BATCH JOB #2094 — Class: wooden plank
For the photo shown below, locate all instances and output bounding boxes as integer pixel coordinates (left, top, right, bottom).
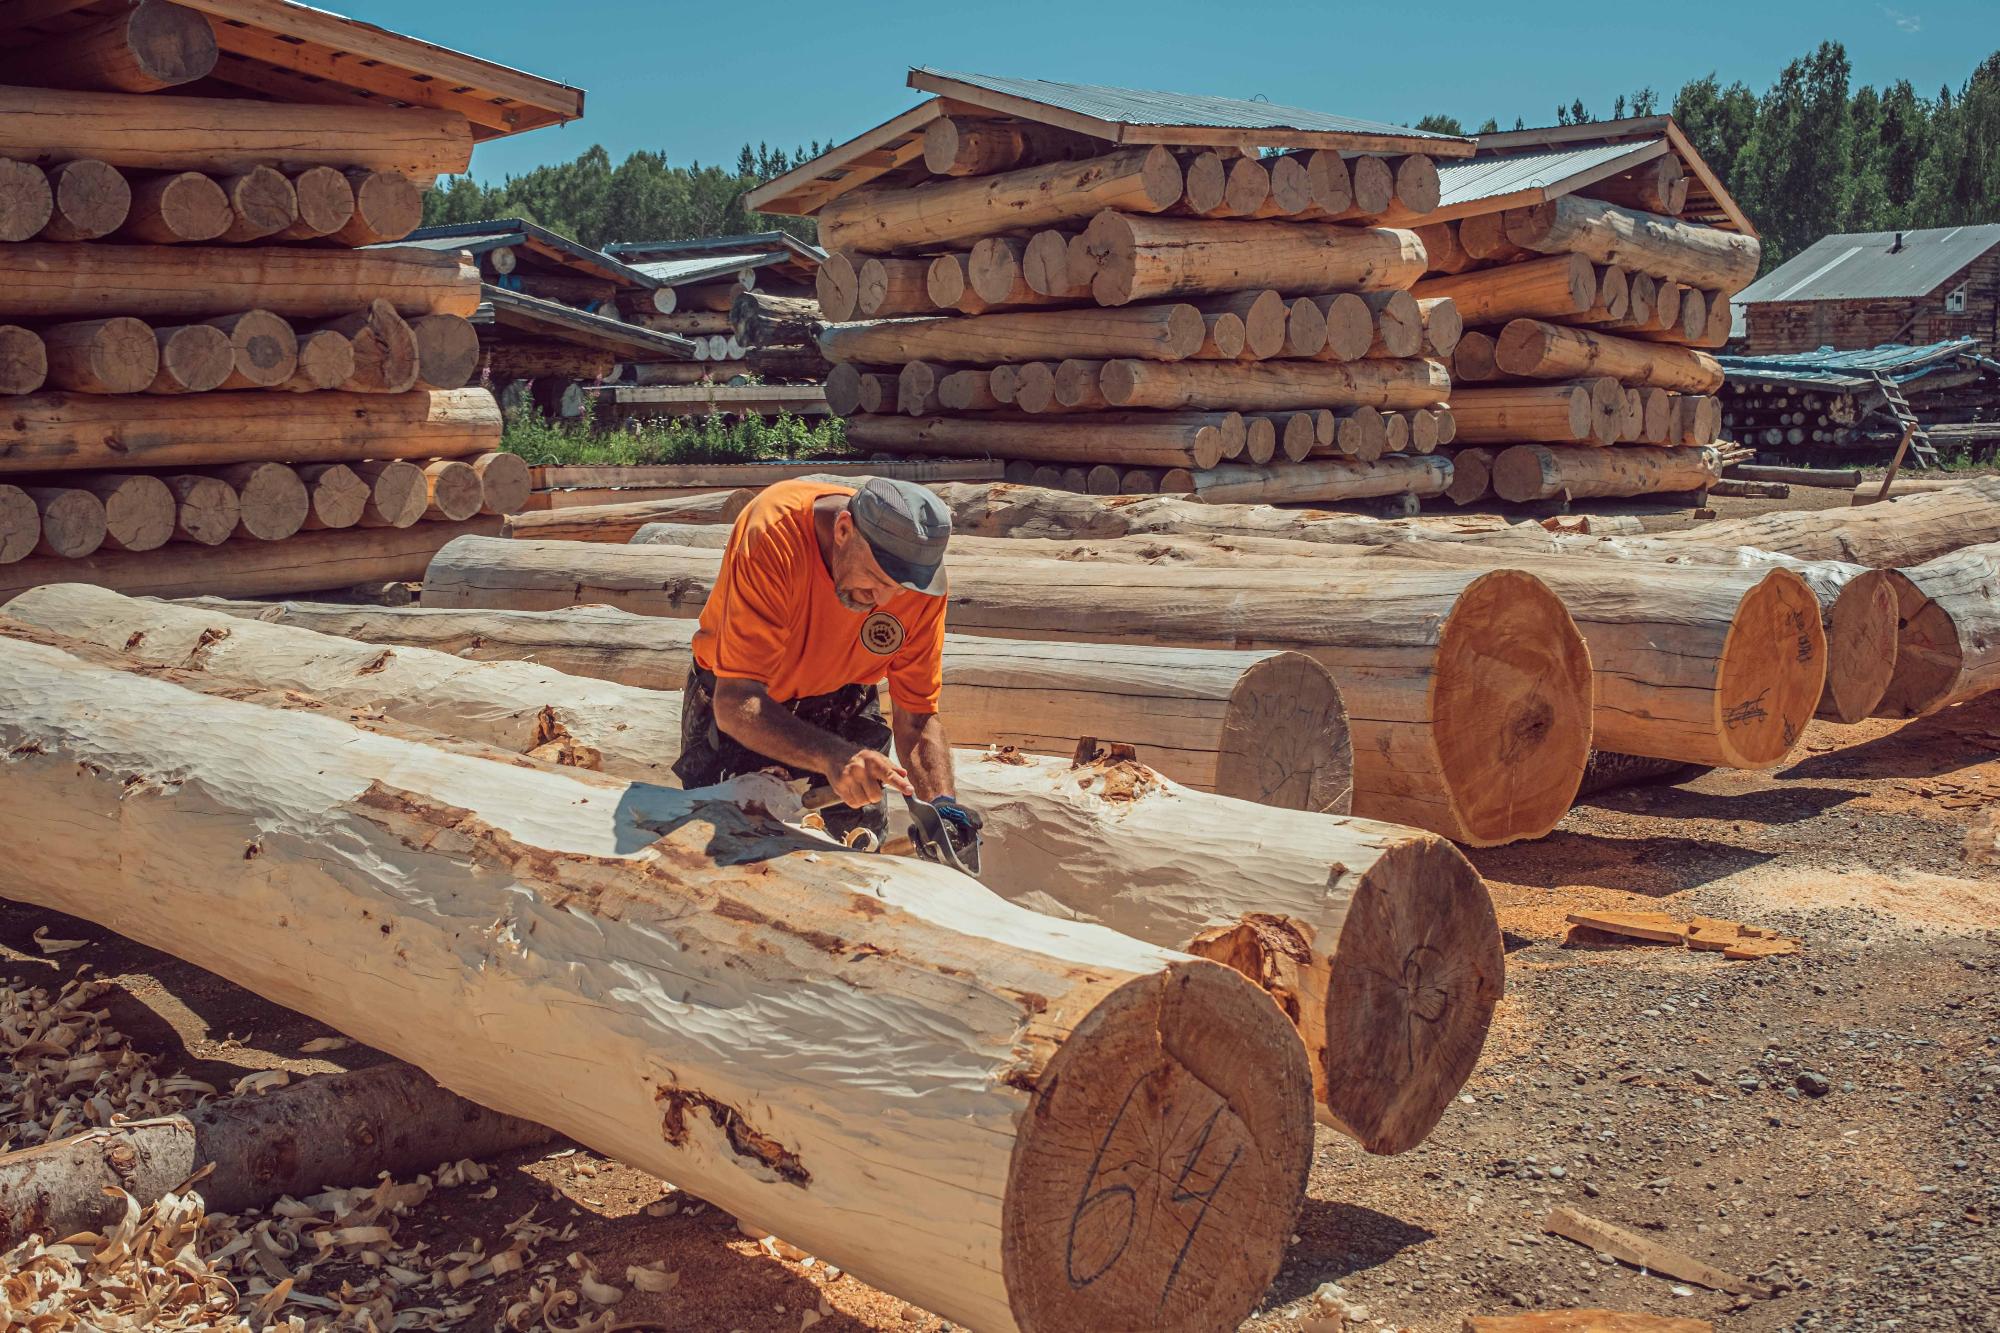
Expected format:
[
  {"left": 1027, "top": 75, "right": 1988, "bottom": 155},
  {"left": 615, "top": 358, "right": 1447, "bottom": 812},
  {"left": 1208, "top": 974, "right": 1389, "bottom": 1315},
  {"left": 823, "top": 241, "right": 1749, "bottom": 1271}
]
[
  {"left": 1543, "top": 1208, "right": 1771, "bottom": 1297},
  {"left": 175, "top": 0, "right": 582, "bottom": 126},
  {"left": 1664, "top": 123, "right": 1755, "bottom": 238}
]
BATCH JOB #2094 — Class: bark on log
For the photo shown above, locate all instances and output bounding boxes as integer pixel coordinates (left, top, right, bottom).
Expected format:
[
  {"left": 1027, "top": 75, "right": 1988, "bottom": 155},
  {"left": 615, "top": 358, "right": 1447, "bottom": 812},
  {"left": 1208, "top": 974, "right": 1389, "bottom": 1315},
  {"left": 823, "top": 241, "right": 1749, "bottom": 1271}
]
[
  {"left": 1494, "top": 319, "right": 1725, "bottom": 392},
  {"left": 0, "top": 516, "right": 500, "bottom": 603},
  {"left": 0, "top": 0, "right": 217, "bottom": 93},
  {"left": 328, "top": 169, "right": 423, "bottom": 246},
  {"left": 817, "top": 145, "right": 1183, "bottom": 253},
  {"left": 1412, "top": 254, "right": 1597, "bottom": 325},
  {"left": 1079, "top": 212, "right": 1427, "bottom": 306},
  {"left": 205, "top": 308, "right": 297, "bottom": 390},
  {"left": 502, "top": 491, "right": 754, "bottom": 542},
  {"left": 277, "top": 164, "right": 356, "bottom": 240},
  {"left": 38, "top": 158, "right": 130, "bottom": 241},
  {"left": 167, "top": 592, "right": 1498, "bottom": 1153},
  {"left": 820, "top": 303, "right": 1204, "bottom": 365},
  {"left": 321, "top": 299, "right": 418, "bottom": 394},
  {"left": 1875, "top": 541, "right": 2000, "bottom": 717},
  {"left": 41, "top": 316, "right": 158, "bottom": 393},
  {"left": 1491, "top": 444, "right": 1720, "bottom": 503},
  {"left": 731, "top": 289, "right": 822, "bottom": 346},
  {"left": 163, "top": 473, "right": 237, "bottom": 545},
  {"left": 421, "top": 538, "right": 1595, "bottom": 847},
  {"left": 0, "top": 1061, "right": 552, "bottom": 1251},
  {"left": 0, "top": 242, "right": 479, "bottom": 321},
  {"left": 215, "top": 164, "right": 295, "bottom": 243},
  {"left": 0, "top": 633, "right": 1314, "bottom": 1333},
  {"left": 0, "top": 324, "right": 48, "bottom": 394},
  {"left": 1502, "top": 196, "right": 1762, "bottom": 294},
  {"left": 0, "top": 88, "right": 469, "bottom": 183},
  {"left": 846, "top": 413, "right": 1236, "bottom": 469},
  {"left": 147, "top": 321, "right": 233, "bottom": 393},
  {"left": 1100, "top": 357, "right": 1450, "bottom": 412},
  {"left": 117, "top": 169, "right": 229, "bottom": 243},
  {"left": 0, "top": 387, "right": 499, "bottom": 471}
]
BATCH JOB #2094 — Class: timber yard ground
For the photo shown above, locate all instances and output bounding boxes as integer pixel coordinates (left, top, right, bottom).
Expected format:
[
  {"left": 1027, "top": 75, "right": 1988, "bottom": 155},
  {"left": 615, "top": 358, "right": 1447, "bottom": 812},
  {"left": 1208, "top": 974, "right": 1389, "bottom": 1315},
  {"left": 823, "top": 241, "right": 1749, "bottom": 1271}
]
[{"left": 3, "top": 489, "right": 1997, "bottom": 1333}]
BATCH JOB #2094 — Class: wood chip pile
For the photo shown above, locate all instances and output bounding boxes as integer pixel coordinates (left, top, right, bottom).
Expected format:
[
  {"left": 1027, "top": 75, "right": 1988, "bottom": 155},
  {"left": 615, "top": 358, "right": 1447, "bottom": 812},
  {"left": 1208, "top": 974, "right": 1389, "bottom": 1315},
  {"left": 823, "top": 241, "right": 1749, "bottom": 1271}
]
[
  {"left": 0, "top": 1, "right": 532, "bottom": 604},
  {"left": 810, "top": 117, "right": 1465, "bottom": 509},
  {"left": 1413, "top": 154, "right": 1758, "bottom": 505}
]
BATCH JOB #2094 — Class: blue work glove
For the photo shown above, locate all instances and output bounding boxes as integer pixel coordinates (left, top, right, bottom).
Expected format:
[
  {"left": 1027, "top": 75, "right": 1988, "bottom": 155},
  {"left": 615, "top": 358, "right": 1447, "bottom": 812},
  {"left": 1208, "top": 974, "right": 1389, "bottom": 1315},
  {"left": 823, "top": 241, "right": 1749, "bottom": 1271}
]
[{"left": 930, "top": 796, "right": 983, "bottom": 852}]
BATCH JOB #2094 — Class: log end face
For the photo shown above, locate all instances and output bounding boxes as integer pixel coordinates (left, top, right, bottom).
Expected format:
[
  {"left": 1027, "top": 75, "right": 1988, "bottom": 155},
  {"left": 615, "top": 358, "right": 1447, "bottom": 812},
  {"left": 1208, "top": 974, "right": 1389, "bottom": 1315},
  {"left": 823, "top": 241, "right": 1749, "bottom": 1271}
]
[
  {"left": 1819, "top": 569, "right": 1901, "bottom": 723},
  {"left": 1217, "top": 652, "right": 1352, "bottom": 813},
  {"left": 1139, "top": 145, "right": 1185, "bottom": 212},
  {"left": 1002, "top": 959, "right": 1313, "bottom": 1333},
  {"left": 1714, "top": 569, "right": 1826, "bottom": 767},
  {"left": 1430, "top": 569, "right": 1594, "bottom": 844},
  {"left": 1318, "top": 835, "right": 1504, "bottom": 1154},
  {"left": 1873, "top": 571, "right": 1961, "bottom": 720}
]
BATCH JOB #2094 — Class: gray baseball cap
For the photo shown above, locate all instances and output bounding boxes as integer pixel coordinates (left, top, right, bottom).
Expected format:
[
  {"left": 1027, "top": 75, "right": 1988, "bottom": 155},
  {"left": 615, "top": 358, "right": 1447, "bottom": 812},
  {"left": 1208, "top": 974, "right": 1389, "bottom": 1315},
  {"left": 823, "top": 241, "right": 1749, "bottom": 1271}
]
[{"left": 849, "top": 477, "right": 951, "bottom": 596}]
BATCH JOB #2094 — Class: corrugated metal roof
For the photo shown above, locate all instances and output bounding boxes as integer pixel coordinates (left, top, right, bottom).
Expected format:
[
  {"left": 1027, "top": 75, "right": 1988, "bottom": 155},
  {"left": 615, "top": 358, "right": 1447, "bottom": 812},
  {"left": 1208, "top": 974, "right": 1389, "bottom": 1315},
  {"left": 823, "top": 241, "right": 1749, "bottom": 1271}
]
[
  {"left": 1735, "top": 224, "right": 2000, "bottom": 303},
  {"left": 1716, "top": 337, "right": 1984, "bottom": 388},
  {"left": 627, "top": 253, "right": 792, "bottom": 287},
  {"left": 915, "top": 68, "right": 1464, "bottom": 141},
  {"left": 388, "top": 219, "right": 660, "bottom": 288},
  {"left": 605, "top": 232, "right": 825, "bottom": 264},
  {"left": 1438, "top": 142, "right": 1650, "bottom": 210},
  {"left": 475, "top": 285, "right": 694, "bottom": 360}
]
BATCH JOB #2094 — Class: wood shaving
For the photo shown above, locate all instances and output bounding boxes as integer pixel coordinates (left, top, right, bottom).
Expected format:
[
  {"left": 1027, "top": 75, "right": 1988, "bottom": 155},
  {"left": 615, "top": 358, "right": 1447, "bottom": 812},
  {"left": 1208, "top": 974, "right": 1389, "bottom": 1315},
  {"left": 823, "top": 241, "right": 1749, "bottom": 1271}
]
[
  {"left": 31, "top": 926, "right": 89, "bottom": 953},
  {"left": 1, "top": 975, "right": 197, "bottom": 1152},
  {"left": 299, "top": 1037, "right": 354, "bottom": 1053}
]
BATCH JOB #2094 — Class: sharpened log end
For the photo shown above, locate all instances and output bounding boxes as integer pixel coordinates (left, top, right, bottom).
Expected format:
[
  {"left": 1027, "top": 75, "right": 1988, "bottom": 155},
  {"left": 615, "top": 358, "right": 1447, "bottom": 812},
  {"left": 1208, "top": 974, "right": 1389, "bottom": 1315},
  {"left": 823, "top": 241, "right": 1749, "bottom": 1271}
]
[
  {"left": 1428, "top": 569, "right": 1594, "bottom": 845},
  {"left": 1001, "top": 959, "right": 1312, "bottom": 1331}
]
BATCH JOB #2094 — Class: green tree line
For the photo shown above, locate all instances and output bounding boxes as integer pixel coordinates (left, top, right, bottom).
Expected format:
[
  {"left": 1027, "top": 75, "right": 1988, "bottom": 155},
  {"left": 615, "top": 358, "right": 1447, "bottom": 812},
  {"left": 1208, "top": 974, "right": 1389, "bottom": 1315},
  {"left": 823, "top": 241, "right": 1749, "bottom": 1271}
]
[
  {"left": 422, "top": 141, "right": 822, "bottom": 249},
  {"left": 1419, "top": 42, "right": 2000, "bottom": 271}
]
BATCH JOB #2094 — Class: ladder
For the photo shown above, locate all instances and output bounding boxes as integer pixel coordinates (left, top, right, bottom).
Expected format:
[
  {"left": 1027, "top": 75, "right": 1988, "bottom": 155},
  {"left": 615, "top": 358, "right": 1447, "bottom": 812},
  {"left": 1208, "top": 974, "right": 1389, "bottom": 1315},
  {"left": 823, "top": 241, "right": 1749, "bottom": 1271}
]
[{"left": 1866, "top": 372, "right": 1941, "bottom": 469}]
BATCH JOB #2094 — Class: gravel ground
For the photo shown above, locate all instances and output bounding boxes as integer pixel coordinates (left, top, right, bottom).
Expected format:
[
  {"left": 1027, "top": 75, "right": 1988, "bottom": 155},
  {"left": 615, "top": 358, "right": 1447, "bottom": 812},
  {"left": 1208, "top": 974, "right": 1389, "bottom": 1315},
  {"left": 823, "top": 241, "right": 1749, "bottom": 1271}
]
[{"left": 3, "top": 673, "right": 1996, "bottom": 1331}]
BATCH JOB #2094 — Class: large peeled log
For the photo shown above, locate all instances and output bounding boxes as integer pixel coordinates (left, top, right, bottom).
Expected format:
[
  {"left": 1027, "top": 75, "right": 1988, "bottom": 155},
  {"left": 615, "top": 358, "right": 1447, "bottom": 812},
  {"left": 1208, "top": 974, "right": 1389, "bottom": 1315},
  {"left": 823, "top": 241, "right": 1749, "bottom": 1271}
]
[
  {"left": 419, "top": 537, "right": 1595, "bottom": 847},
  {"left": 186, "top": 594, "right": 1355, "bottom": 815},
  {"left": 77, "top": 595, "right": 1498, "bottom": 1155},
  {"left": 1652, "top": 477, "right": 2000, "bottom": 568},
  {"left": 0, "top": 632, "right": 1314, "bottom": 1333},
  {"left": 1874, "top": 541, "right": 2000, "bottom": 717}
]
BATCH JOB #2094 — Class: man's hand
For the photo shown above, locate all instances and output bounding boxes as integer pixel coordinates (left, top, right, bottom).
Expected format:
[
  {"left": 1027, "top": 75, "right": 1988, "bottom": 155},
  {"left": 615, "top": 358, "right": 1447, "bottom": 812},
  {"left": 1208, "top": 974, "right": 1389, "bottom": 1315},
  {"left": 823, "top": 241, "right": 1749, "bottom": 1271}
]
[{"left": 826, "top": 746, "right": 913, "bottom": 808}]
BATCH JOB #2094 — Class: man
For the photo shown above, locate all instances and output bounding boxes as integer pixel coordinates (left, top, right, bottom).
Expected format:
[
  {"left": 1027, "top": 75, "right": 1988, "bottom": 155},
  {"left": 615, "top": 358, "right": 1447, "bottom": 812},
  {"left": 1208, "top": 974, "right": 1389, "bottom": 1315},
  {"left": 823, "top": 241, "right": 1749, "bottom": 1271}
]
[{"left": 675, "top": 476, "right": 979, "bottom": 852}]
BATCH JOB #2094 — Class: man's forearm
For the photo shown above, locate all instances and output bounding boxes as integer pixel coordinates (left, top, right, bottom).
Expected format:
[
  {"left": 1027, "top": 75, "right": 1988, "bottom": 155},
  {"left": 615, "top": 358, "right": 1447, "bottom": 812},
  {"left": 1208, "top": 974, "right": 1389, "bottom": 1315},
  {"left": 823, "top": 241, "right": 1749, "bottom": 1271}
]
[
  {"left": 715, "top": 681, "right": 852, "bottom": 775},
  {"left": 893, "top": 709, "right": 956, "bottom": 802}
]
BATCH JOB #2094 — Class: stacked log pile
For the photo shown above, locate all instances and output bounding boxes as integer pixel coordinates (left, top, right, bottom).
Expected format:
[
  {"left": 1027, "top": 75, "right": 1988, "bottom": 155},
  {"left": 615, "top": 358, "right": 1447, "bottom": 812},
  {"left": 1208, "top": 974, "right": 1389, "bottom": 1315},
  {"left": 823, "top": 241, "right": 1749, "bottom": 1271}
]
[
  {"left": 811, "top": 129, "right": 1462, "bottom": 506},
  {"left": 627, "top": 271, "right": 828, "bottom": 387},
  {"left": 0, "top": 5, "right": 527, "bottom": 600},
  {"left": 1412, "top": 186, "right": 1758, "bottom": 504}
]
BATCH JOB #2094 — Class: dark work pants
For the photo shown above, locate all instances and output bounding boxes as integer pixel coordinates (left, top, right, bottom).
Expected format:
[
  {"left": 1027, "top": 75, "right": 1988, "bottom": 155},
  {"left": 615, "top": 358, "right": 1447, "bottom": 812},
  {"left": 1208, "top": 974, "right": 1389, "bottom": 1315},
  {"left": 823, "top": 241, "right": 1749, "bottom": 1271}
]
[{"left": 672, "top": 666, "right": 890, "bottom": 840}]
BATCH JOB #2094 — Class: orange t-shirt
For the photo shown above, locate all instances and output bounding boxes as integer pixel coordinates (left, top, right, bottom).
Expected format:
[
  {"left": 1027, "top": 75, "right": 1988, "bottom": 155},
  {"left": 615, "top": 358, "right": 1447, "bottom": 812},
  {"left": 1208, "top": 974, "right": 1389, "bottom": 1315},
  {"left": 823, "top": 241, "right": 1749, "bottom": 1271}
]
[{"left": 692, "top": 480, "right": 946, "bottom": 712}]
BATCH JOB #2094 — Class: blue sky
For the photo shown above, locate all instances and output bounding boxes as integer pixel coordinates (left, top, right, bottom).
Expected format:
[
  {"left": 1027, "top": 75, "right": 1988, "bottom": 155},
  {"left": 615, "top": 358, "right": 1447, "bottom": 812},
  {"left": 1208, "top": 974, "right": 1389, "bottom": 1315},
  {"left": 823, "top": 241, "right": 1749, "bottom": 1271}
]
[{"left": 337, "top": 0, "right": 1993, "bottom": 183}]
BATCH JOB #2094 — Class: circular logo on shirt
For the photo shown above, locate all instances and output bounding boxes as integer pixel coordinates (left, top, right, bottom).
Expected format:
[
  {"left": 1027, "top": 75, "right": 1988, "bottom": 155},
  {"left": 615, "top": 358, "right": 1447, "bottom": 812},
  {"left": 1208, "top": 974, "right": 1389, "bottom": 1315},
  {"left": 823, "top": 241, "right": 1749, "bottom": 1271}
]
[{"left": 860, "top": 611, "right": 905, "bottom": 656}]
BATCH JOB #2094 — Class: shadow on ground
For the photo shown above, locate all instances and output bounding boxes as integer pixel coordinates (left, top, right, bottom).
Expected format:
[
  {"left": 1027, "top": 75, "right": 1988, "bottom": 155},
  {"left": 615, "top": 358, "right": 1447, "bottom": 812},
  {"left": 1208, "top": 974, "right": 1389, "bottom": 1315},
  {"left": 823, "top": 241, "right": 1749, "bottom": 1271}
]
[{"left": 1263, "top": 1197, "right": 1435, "bottom": 1304}]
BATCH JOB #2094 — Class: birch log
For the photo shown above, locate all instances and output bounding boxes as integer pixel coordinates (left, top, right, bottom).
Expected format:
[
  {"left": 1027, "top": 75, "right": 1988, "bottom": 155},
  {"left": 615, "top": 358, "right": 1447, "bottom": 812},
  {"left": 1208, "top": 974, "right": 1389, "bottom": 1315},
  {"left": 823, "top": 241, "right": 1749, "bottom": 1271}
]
[
  {"left": 0, "top": 633, "right": 1312, "bottom": 1333},
  {"left": 118, "top": 596, "right": 1499, "bottom": 1154},
  {"left": 1874, "top": 541, "right": 2000, "bottom": 717},
  {"left": 419, "top": 538, "right": 1595, "bottom": 846}
]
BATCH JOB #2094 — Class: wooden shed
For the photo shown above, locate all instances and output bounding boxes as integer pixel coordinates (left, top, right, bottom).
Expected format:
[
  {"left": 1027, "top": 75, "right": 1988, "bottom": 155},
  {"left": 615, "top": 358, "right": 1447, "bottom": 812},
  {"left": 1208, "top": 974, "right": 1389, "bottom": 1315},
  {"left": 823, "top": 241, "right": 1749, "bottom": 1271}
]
[{"left": 1731, "top": 224, "right": 2000, "bottom": 355}]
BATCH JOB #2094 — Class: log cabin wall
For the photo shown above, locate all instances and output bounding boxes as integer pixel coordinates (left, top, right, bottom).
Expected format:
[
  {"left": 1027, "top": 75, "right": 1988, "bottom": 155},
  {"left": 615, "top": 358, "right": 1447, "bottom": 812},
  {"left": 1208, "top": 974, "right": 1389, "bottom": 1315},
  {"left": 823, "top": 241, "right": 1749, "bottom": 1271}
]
[{"left": 1738, "top": 247, "right": 2000, "bottom": 356}]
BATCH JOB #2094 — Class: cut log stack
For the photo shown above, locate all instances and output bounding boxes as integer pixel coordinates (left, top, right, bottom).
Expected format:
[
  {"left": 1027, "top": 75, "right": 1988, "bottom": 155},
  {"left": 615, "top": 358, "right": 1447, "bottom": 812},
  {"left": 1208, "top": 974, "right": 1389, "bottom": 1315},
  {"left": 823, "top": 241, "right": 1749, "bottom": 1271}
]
[
  {"left": 1414, "top": 185, "right": 1760, "bottom": 504},
  {"left": 811, "top": 127, "right": 1461, "bottom": 506},
  {"left": 0, "top": 4, "right": 528, "bottom": 600}
]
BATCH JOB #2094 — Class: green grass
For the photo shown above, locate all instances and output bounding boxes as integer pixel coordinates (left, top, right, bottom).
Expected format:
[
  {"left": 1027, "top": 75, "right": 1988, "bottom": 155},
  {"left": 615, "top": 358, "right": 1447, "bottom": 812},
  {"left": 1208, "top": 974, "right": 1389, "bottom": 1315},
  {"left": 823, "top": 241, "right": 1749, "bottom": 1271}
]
[{"left": 502, "top": 409, "right": 849, "bottom": 468}]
